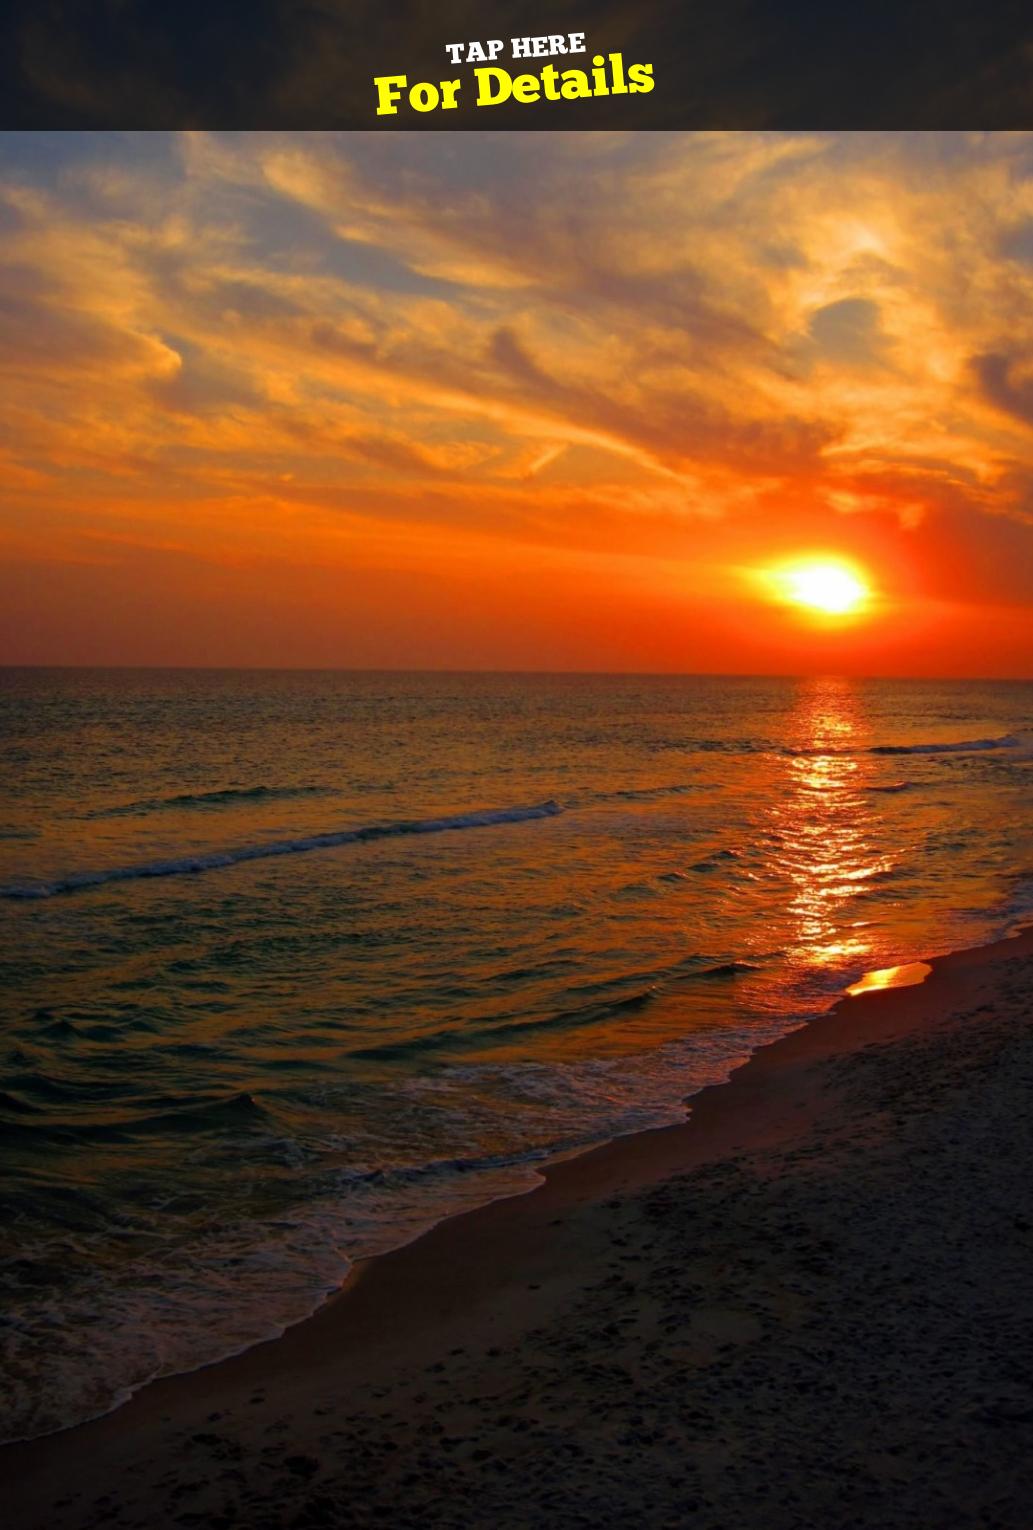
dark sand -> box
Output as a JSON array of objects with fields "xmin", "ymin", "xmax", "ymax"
[{"xmin": 4, "ymin": 927, "xmax": 1033, "ymax": 1529}]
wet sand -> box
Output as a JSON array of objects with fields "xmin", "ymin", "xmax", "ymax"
[{"xmin": 4, "ymin": 926, "xmax": 1033, "ymax": 1529}]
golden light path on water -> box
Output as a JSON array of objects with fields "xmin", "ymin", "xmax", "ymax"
[{"xmin": 765, "ymin": 677, "xmax": 893, "ymax": 979}]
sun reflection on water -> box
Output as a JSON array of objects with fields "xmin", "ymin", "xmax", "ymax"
[
  {"xmin": 766, "ymin": 678, "xmax": 894, "ymax": 974},
  {"xmin": 845, "ymin": 961, "xmax": 932, "ymax": 996}
]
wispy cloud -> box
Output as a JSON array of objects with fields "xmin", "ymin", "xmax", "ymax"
[{"xmin": 0, "ymin": 131, "xmax": 1031, "ymax": 669}]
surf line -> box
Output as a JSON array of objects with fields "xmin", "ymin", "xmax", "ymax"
[{"xmin": 1, "ymin": 801, "xmax": 564, "ymax": 900}]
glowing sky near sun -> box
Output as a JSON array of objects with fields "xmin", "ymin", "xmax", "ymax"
[{"xmin": 1, "ymin": 131, "xmax": 1032, "ymax": 673}]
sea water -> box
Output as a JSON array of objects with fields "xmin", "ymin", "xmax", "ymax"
[{"xmin": 1, "ymin": 669, "xmax": 1031, "ymax": 1439}]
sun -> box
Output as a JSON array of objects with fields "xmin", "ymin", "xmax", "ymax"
[
  {"xmin": 783, "ymin": 560, "xmax": 869, "ymax": 615},
  {"xmin": 763, "ymin": 557, "xmax": 871, "ymax": 618}
]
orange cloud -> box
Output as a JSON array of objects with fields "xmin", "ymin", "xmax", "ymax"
[{"xmin": 0, "ymin": 131, "xmax": 1031, "ymax": 673}]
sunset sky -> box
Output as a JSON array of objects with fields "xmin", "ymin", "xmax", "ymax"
[{"xmin": 1, "ymin": 130, "xmax": 1032, "ymax": 674}]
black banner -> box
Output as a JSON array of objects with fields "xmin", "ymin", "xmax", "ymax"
[{"xmin": 1, "ymin": 0, "xmax": 1030, "ymax": 129}]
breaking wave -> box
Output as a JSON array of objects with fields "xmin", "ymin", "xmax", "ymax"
[
  {"xmin": 1, "ymin": 800, "xmax": 563, "ymax": 900},
  {"xmin": 871, "ymin": 734, "xmax": 1021, "ymax": 756}
]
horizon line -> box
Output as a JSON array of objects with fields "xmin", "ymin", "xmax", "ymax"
[{"xmin": 1, "ymin": 664, "xmax": 1031, "ymax": 684}]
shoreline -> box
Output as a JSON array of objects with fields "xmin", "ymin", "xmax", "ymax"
[{"xmin": 4, "ymin": 922, "xmax": 1033, "ymax": 1527}]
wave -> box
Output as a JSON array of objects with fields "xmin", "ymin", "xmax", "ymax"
[
  {"xmin": 578, "ymin": 783, "xmax": 695, "ymax": 805},
  {"xmin": 689, "ymin": 849, "xmax": 741, "ymax": 872},
  {"xmin": 870, "ymin": 734, "xmax": 1020, "ymax": 756},
  {"xmin": 82, "ymin": 784, "xmax": 333, "ymax": 819},
  {"xmin": 656, "ymin": 738, "xmax": 771, "ymax": 756},
  {"xmin": 640, "ymin": 735, "xmax": 1026, "ymax": 763},
  {"xmin": 778, "ymin": 734, "xmax": 1024, "ymax": 761},
  {"xmin": 865, "ymin": 782, "xmax": 914, "ymax": 794},
  {"xmin": 348, "ymin": 984, "xmax": 661, "ymax": 1062},
  {"xmin": 681, "ymin": 960, "xmax": 761, "ymax": 979},
  {"xmin": 1, "ymin": 800, "xmax": 563, "ymax": 900},
  {"xmin": 347, "ymin": 954, "xmax": 762, "ymax": 1062},
  {"xmin": 0, "ymin": 1090, "xmax": 270, "ymax": 1146}
]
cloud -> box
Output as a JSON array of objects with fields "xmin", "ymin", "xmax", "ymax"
[
  {"xmin": 806, "ymin": 298, "xmax": 890, "ymax": 370},
  {"xmin": 0, "ymin": 129, "xmax": 1031, "ymax": 668},
  {"xmin": 973, "ymin": 350, "xmax": 1033, "ymax": 429}
]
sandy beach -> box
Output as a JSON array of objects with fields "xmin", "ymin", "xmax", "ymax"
[{"xmin": 4, "ymin": 924, "xmax": 1033, "ymax": 1529}]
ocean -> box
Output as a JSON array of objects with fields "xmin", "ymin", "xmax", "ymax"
[{"xmin": 1, "ymin": 668, "xmax": 1031, "ymax": 1442}]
